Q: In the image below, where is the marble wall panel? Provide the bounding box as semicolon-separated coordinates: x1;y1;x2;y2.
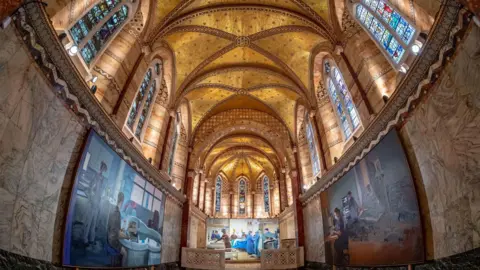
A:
0;25;86;262
402;25;480;259
162;197;183;263
303;196;325;263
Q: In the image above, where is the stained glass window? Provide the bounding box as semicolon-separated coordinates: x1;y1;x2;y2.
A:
238;179;246;215
127;69;152;129
356;0;415;64
306;121;321;176
70;0;129;65
215;176;222;213
135;80;156;137
325;61;360;140
263;176;270;213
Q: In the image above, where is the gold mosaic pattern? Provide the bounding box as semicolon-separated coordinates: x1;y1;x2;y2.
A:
196;70;295;89
150;0;184;36
205;136;277;170
165;32;231;91
179;0;308;16
210;150;274;181
193;109;290;147
253;32;324;88
206;95;279;119
249;88;299;134
302;0;330;22
201;47;282;73
185;87;235;129
176;9;310;36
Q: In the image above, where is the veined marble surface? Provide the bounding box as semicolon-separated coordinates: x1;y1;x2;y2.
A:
402;25;480;259
0;25;86;261
161;196;183;263
303;196;325;263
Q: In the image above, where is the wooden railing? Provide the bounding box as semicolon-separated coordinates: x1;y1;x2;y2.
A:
261;247;304;269
181;248;225;270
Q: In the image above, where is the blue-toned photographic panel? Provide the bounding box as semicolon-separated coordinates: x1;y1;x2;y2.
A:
63;130;166;268
320;129;424;266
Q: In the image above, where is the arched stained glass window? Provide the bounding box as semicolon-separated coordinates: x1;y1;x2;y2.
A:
127;68;152;129
306;121;321;176
238;179;246;215
325;60;360;139
135;80;156;137
355;0;416;65
69;0;130;66
263;175;270;213
215;176;222;213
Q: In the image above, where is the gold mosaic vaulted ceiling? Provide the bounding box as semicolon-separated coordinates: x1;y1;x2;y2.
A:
147;0;336;181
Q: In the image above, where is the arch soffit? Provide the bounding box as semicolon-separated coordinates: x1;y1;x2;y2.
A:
202;133;284;168
191;131;292;170
206;145;279;175
188;96;296;142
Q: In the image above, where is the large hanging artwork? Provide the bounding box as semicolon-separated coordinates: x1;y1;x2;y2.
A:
63;130;166;267
320;129;423;266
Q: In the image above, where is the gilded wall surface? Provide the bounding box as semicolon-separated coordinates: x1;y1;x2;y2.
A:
161;197;183;263
401;25;480;260
303;196;325;263
0;25;85;261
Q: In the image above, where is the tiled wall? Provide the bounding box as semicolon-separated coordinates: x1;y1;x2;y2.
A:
0;25;86;261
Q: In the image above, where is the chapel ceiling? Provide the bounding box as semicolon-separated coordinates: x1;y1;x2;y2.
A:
145;0;338;175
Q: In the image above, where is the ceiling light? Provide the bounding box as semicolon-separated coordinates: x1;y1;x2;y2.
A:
91;76;98;83
411;40;423;55
68;45;78;56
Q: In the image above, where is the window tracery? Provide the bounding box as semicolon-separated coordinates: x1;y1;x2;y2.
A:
324;60;360;140
126;61;163;141
69;0;130;66
306;121;321;176
263;175;270;213
238;178;246;215
355;0;416;66
215;176;222;213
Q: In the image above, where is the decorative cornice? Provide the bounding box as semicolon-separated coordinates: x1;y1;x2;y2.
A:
189;203;208;222
17;3;186;206
301;2;469;205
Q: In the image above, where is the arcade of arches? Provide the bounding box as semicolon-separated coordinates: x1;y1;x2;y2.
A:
0;0;479;269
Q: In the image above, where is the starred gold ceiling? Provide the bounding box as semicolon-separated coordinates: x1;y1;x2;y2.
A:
147;0;336;181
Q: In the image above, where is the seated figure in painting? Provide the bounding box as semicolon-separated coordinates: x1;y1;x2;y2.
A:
107;192;130;266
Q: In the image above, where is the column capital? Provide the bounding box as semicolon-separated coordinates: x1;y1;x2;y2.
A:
334;44;344;55
291;170;298;178
187;170;196;178
309;110;316;118
169;110;176;117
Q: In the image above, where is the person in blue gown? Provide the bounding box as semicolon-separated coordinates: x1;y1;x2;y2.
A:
246;231;255;255
253;231;260;257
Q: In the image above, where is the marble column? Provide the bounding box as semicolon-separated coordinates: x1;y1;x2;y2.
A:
279;168;288;211
291;170;305;247
196;170;203;207
251;192;255;219
310;111;327;173
158;112;175;171
180;170;195;248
